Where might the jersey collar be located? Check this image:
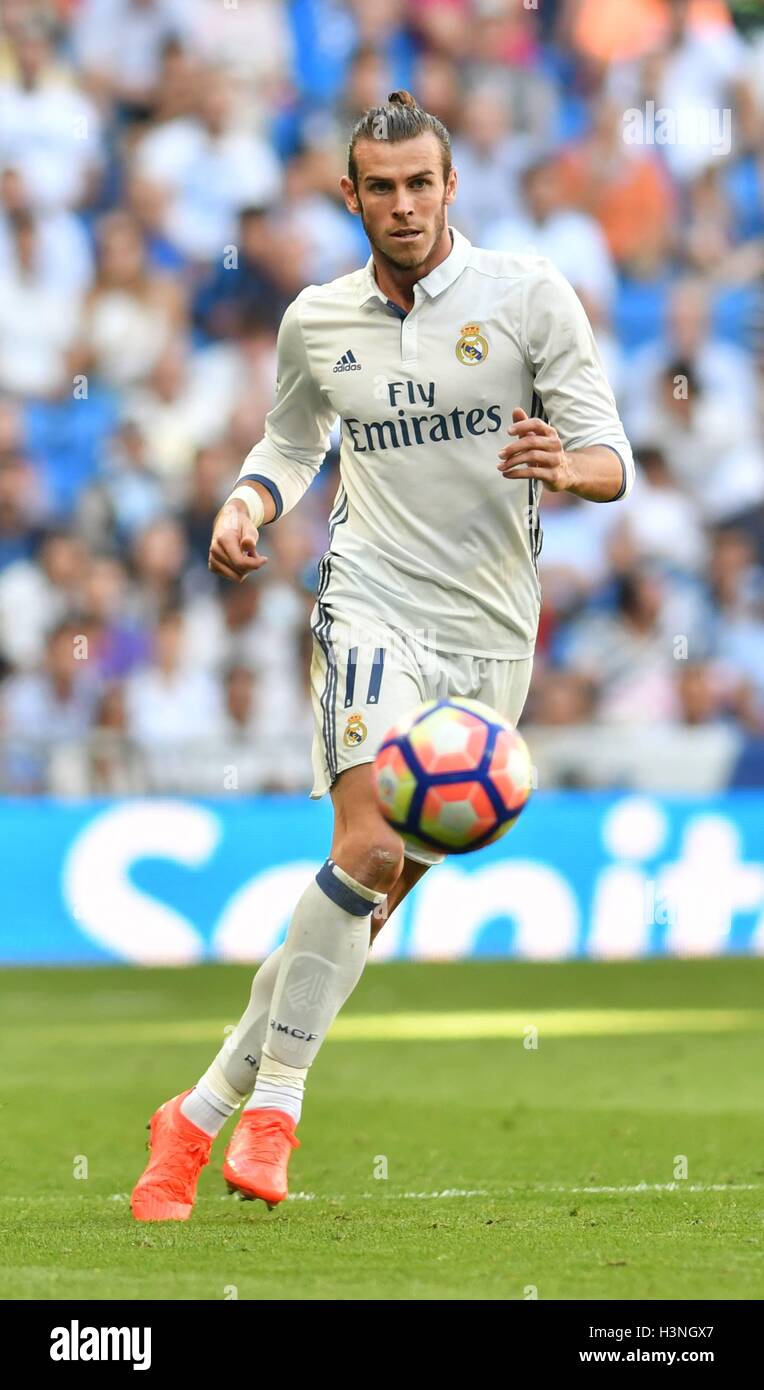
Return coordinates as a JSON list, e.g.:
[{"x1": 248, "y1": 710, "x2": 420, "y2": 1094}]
[{"x1": 359, "y1": 226, "x2": 472, "y2": 308}]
